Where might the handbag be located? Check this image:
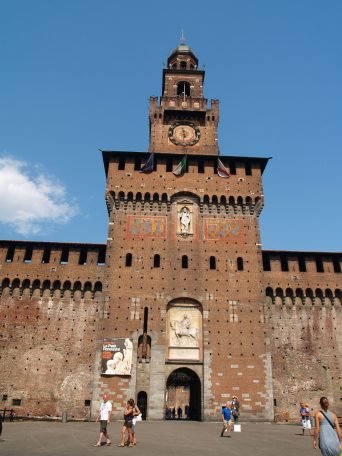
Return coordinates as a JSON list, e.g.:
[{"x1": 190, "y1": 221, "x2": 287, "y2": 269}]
[{"x1": 136, "y1": 413, "x2": 142, "y2": 422}]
